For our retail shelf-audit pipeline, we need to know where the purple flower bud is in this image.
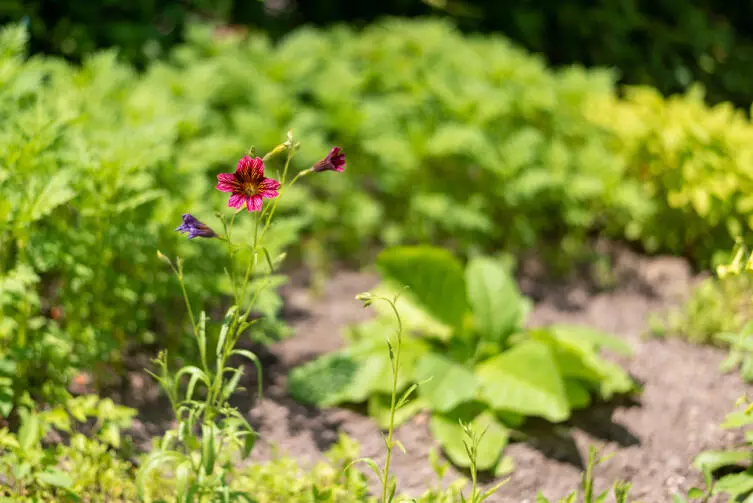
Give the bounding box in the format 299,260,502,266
175,214,218,239
312,147,346,173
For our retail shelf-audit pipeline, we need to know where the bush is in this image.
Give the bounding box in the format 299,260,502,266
587,85,753,267
0,23,292,416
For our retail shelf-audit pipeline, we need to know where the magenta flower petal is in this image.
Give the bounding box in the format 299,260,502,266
247,195,263,212
249,156,265,178
216,173,237,192
228,193,246,209
236,155,255,174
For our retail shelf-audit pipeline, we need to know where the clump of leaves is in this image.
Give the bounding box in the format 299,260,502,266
680,396,753,503
0,395,137,501
289,245,637,473
586,85,753,268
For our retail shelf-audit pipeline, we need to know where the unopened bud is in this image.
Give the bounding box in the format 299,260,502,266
355,292,373,307
157,250,171,264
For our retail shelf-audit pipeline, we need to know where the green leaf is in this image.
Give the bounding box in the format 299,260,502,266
288,352,364,406
202,423,217,475
27,170,76,223
376,245,468,331
36,468,73,488
430,407,508,470
476,341,570,422
531,328,634,399
175,460,193,501
692,449,750,473
137,451,185,500
465,256,528,344
564,379,592,409
231,349,263,400
712,472,753,497
687,488,705,498
547,325,633,356
17,410,41,451
414,353,477,413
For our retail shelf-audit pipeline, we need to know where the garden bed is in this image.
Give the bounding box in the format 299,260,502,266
112,243,748,502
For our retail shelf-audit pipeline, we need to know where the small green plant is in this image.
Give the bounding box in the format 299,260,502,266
679,244,753,502
136,134,346,502
649,273,753,348
679,395,753,502
345,289,507,503
289,245,637,474
536,445,635,503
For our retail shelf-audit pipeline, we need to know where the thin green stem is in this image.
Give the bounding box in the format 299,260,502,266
380,297,403,503
258,154,308,244
176,271,198,338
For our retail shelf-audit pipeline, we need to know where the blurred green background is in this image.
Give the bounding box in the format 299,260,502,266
5,0,753,107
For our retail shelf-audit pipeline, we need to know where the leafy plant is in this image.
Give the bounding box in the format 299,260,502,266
289,245,637,473
136,133,348,502
676,244,753,502
0,395,136,501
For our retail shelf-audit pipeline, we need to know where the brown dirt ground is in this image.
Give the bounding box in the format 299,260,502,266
120,243,750,503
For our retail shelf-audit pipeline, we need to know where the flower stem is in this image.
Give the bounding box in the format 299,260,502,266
381,297,403,503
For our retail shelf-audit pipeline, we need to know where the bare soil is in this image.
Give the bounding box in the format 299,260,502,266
120,243,750,503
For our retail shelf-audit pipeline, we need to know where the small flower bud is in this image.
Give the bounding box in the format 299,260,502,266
157,250,172,264
312,147,346,173
355,292,374,308
175,214,219,239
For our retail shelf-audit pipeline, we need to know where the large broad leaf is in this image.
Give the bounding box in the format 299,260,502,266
430,404,508,470
288,336,430,407
465,256,529,344
414,353,478,413
288,352,363,406
476,341,570,422
376,246,467,332
530,328,635,400
547,324,632,356
692,450,750,474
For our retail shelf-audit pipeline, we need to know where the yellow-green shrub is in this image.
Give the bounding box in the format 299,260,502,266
586,85,753,266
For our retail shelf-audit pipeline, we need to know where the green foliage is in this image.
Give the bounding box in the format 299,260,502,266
0,21,293,416
154,19,647,270
652,243,753,383
289,245,636,473
0,395,137,501
587,85,753,267
683,398,753,502
8,0,753,109
650,274,753,347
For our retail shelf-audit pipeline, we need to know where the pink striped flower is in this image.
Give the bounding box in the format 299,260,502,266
216,156,281,212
